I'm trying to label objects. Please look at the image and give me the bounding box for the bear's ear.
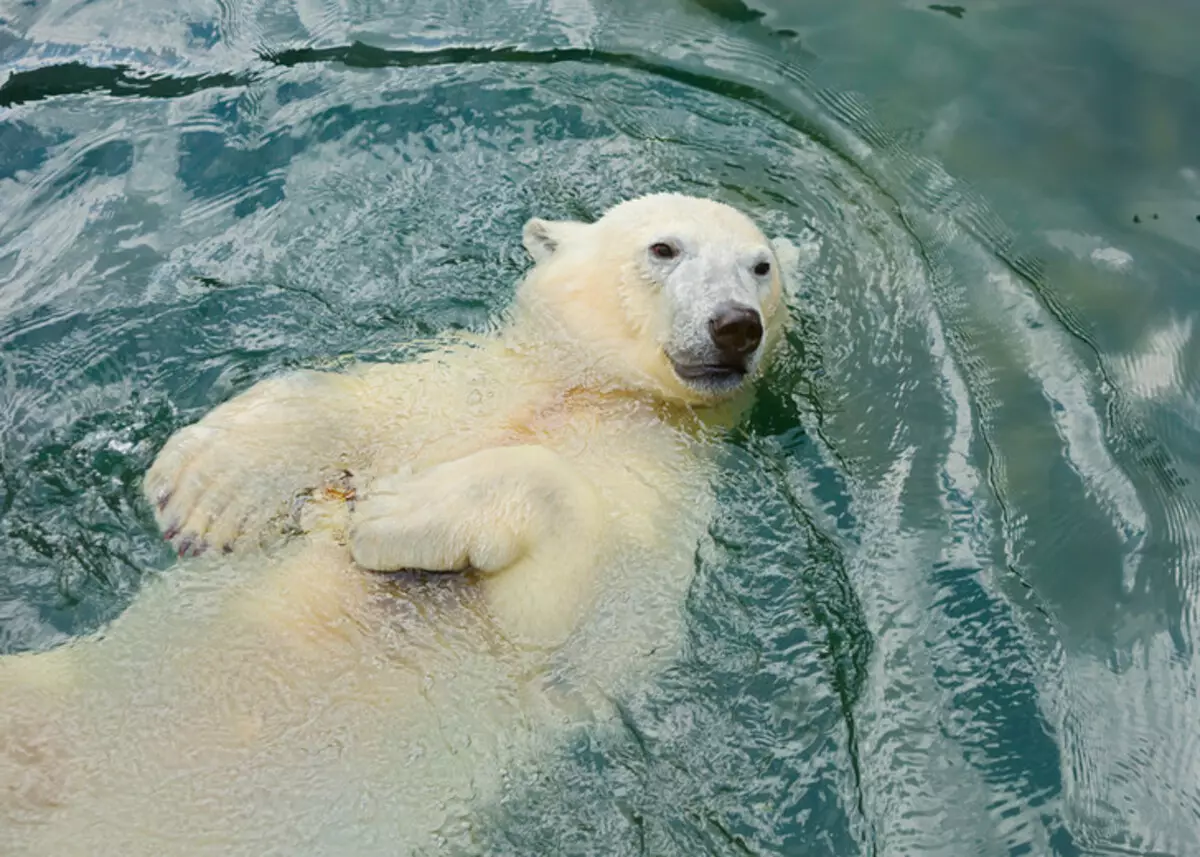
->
[522,218,587,263]
[770,236,804,298]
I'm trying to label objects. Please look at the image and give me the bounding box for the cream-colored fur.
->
[0,194,791,856]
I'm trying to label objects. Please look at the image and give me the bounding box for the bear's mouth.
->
[670,358,748,389]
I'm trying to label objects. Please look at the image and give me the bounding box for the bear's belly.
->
[0,536,561,857]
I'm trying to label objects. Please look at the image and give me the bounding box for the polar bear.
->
[0,194,791,856]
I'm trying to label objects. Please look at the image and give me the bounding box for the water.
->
[2,0,1200,854]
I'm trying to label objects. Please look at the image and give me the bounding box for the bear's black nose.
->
[708,302,763,360]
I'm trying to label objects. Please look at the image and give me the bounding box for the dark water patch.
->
[928,4,966,19]
[929,561,1063,800]
[0,60,249,107]
[0,392,173,651]
[689,0,765,25]
[45,137,133,195]
[0,118,64,178]
[177,128,293,205]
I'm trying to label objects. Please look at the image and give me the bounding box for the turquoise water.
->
[3,1,1200,854]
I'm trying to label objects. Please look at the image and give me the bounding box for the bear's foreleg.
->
[145,369,396,555]
[349,445,604,646]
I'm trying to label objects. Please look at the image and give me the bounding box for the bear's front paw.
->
[348,469,452,572]
[145,428,246,555]
[145,422,319,557]
[348,463,520,575]
[142,371,356,556]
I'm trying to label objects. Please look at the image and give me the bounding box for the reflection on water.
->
[2,0,1200,854]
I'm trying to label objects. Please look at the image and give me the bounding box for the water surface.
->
[2,1,1200,854]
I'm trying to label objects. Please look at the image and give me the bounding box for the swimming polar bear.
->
[0,193,793,856]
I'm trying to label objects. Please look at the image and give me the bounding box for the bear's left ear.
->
[523,218,587,263]
[770,236,803,299]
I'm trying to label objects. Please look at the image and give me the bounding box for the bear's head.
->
[516,193,790,407]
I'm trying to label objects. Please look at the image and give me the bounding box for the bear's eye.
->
[753,261,771,277]
[650,242,678,260]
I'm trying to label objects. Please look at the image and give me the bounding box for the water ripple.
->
[3,0,1200,853]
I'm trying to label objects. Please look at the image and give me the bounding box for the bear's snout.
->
[707,301,763,364]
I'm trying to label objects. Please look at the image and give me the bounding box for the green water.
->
[3,0,1200,854]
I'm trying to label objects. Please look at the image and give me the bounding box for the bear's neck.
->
[493,320,753,438]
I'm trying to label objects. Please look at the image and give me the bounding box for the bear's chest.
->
[404,389,649,471]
